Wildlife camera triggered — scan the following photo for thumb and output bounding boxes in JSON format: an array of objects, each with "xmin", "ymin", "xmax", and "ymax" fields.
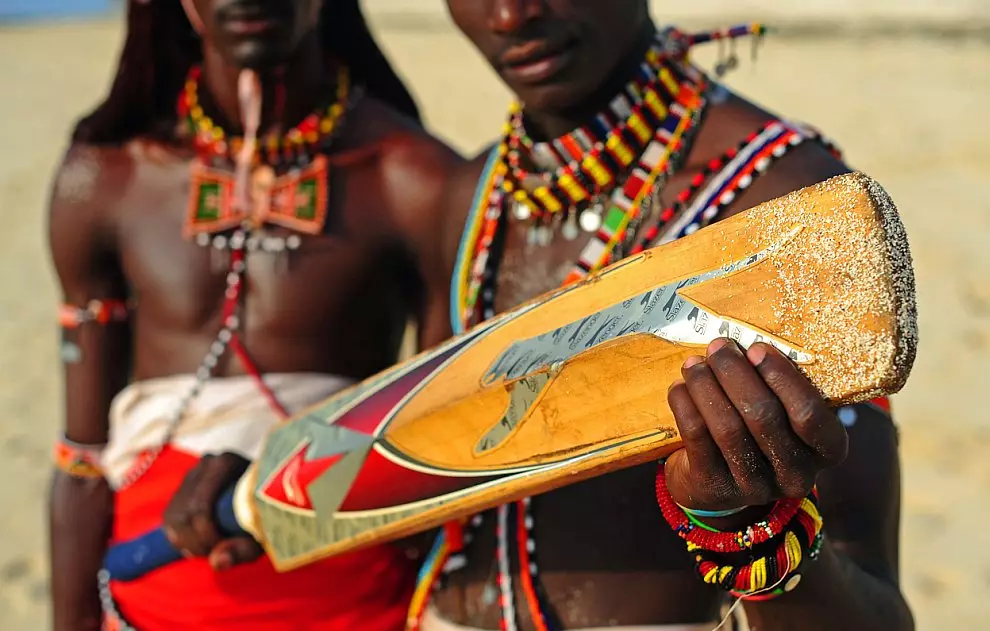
[
  {"xmin": 661, "ymin": 448, "xmax": 695, "ymax": 507},
  {"xmin": 209, "ymin": 537, "xmax": 263, "ymax": 571}
]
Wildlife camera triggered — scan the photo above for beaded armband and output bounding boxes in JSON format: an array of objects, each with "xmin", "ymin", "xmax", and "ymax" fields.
[
  {"xmin": 656, "ymin": 465, "xmax": 824, "ymax": 600},
  {"xmin": 58, "ymin": 299, "xmax": 130, "ymax": 364},
  {"xmin": 59, "ymin": 299, "xmax": 130, "ymax": 329},
  {"xmin": 54, "ymin": 437, "xmax": 106, "ymax": 479}
]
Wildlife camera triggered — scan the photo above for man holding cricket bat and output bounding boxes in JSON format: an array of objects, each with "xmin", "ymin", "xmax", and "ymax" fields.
[{"xmin": 163, "ymin": 2, "xmax": 914, "ymax": 630}]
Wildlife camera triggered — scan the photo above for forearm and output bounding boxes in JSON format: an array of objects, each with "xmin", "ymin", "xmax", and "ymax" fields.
[
  {"xmin": 49, "ymin": 471, "xmax": 114, "ymax": 631},
  {"xmin": 740, "ymin": 539, "xmax": 913, "ymax": 631}
]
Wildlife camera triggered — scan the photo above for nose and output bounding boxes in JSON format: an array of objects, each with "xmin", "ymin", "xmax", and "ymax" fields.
[{"xmin": 489, "ymin": 0, "xmax": 545, "ymax": 34}]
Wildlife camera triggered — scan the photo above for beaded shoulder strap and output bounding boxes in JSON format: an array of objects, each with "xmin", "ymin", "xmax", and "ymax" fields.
[
  {"xmin": 450, "ymin": 148, "xmax": 503, "ymax": 334},
  {"xmin": 659, "ymin": 119, "xmax": 841, "ymax": 244}
]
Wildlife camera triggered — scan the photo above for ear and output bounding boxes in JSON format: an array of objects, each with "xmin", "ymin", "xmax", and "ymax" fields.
[{"xmin": 181, "ymin": 0, "xmax": 206, "ymax": 34}]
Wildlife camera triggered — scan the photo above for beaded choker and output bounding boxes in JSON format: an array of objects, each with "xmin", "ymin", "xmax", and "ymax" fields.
[
  {"xmin": 178, "ymin": 64, "xmax": 350, "ymax": 164},
  {"xmin": 502, "ymin": 35, "xmax": 687, "ymax": 234}
]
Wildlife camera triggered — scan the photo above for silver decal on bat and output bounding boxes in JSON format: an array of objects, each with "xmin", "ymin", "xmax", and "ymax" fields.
[
  {"xmin": 483, "ymin": 230, "xmax": 810, "ymax": 383},
  {"xmin": 475, "ymin": 366, "xmax": 559, "ymax": 455}
]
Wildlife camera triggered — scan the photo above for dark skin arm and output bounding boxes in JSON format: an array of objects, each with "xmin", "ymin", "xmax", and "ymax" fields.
[
  {"xmin": 664, "ymin": 131, "xmax": 912, "ymax": 630},
  {"xmin": 47, "ymin": 147, "xmax": 132, "ymax": 631}
]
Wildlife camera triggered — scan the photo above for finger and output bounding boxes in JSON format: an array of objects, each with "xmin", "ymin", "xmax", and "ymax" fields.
[
  {"xmin": 748, "ymin": 343, "xmax": 849, "ymax": 466},
  {"xmin": 681, "ymin": 354, "xmax": 776, "ymax": 503},
  {"xmin": 189, "ymin": 510, "xmax": 221, "ymax": 555},
  {"xmin": 163, "ymin": 455, "xmax": 227, "ymax": 557},
  {"xmin": 163, "ymin": 468, "xmax": 206, "ymax": 555},
  {"xmin": 209, "ymin": 537, "xmax": 264, "ymax": 571},
  {"xmin": 705, "ymin": 338, "xmax": 816, "ymax": 498},
  {"xmin": 181, "ymin": 458, "xmax": 228, "ymax": 556},
  {"xmin": 665, "ymin": 379, "xmax": 735, "ymax": 507}
]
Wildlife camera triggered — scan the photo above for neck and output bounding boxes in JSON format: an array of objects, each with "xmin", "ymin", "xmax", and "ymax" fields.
[
  {"xmin": 199, "ymin": 32, "xmax": 329, "ymax": 135},
  {"xmin": 523, "ymin": 21, "xmax": 658, "ymax": 141}
]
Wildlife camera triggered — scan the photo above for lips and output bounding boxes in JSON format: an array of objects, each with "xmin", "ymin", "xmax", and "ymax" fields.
[
  {"xmin": 499, "ymin": 38, "xmax": 577, "ymax": 85},
  {"xmin": 218, "ymin": 3, "xmax": 289, "ymax": 36}
]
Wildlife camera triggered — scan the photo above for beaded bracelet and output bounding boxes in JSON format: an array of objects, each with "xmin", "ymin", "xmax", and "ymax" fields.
[
  {"xmin": 656, "ymin": 466, "xmax": 804, "ymax": 553},
  {"xmin": 694, "ymin": 498, "xmax": 823, "ymax": 596},
  {"xmin": 59, "ymin": 299, "xmax": 130, "ymax": 329},
  {"xmin": 54, "ymin": 437, "xmax": 105, "ymax": 479},
  {"xmin": 728, "ymin": 531, "xmax": 826, "ymax": 601}
]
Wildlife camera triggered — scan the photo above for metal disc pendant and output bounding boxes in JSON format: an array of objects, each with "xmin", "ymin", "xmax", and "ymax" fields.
[
  {"xmin": 537, "ymin": 225, "xmax": 553, "ymax": 246},
  {"xmin": 579, "ymin": 207, "xmax": 603, "ymax": 233},
  {"xmin": 526, "ymin": 226, "xmax": 538, "ymax": 247},
  {"xmin": 561, "ymin": 213, "xmax": 580, "ymax": 240}
]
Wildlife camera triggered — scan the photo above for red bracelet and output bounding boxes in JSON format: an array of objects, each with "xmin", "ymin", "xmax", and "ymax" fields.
[{"xmin": 656, "ymin": 464, "xmax": 803, "ymax": 553}]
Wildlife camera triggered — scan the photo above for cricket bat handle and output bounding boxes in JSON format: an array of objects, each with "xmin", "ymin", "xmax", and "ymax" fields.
[{"xmin": 102, "ymin": 479, "xmax": 250, "ymax": 581}]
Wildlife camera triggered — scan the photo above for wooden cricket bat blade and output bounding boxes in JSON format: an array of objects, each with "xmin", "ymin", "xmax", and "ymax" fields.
[{"xmin": 234, "ymin": 171, "xmax": 917, "ymax": 571}]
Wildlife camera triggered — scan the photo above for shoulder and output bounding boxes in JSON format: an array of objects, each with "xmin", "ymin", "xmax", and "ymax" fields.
[
  {"xmin": 339, "ymin": 97, "xmax": 464, "ymax": 229},
  {"xmin": 48, "ymin": 143, "xmax": 133, "ymax": 257},
  {"xmin": 697, "ymin": 91, "xmax": 851, "ymax": 216},
  {"xmin": 50, "ymin": 140, "xmax": 181, "ymax": 221},
  {"xmin": 49, "ymin": 140, "xmax": 182, "ymax": 262}
]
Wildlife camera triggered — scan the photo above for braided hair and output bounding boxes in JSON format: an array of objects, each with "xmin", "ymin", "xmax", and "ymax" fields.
[{"xmin": 72, "ymin": 0, "xmax": 420, "ymax": 144}]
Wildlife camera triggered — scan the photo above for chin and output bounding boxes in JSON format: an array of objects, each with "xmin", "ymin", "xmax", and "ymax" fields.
[
  {"xmin": 226, "ymin": 40, "xmax": 294, "ymax": 70},
  {"xmin": 513, "ymin": 82, "xmax": 594, "ymax": 115}
]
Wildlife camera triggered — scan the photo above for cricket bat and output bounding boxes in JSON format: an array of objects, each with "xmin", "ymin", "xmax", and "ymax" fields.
[{"xmin": 104, "ymin": 172, "xmax": 917, "ymax": 579}]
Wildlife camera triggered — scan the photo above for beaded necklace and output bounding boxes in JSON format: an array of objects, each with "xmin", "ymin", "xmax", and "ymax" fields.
[
  {"xmin": 451, "ymin": 30, "xmax": 709, "ymax": 331},
  {"xmin": 180, "ymin": 63, "xmax": 352, "ymax": 257},
  {"xmin": 420, "ymin": 24, "xmax": 773, "ymax": 631},
  {"xmin": 117, "ymin": 66, "xmax": 355, "ymax": 490},
  {"xmin": 178, "ymin": 64, "xmax": 350, "ymax": 164}
]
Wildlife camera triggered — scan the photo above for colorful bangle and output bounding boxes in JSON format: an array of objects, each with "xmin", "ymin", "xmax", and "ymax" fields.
[
  {"xmin": 54, "ymin": 437, "xmax": 105, "ymax": 479},
  {"xmin": 678, "ymin": 504, "xmax": 748, "ymax": 519},
  {"xmin": 656, "ymin": 466, "xmax": 803, "ymax": 553}
]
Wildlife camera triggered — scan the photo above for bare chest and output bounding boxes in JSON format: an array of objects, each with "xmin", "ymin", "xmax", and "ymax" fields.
[{"xmin": 107, "ymin": 153, "xmax": 411, "ymax": 341}]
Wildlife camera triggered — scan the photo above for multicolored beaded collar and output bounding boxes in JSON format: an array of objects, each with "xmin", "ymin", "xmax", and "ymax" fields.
[{"xmin": 450, "ymin": 28, "xmax": 718, "ymax": 332}]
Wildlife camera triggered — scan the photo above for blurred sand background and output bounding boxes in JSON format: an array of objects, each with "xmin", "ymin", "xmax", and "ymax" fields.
[{"xmin": 1, "ymin": 2, "xmax": 988, "ymax": 629}]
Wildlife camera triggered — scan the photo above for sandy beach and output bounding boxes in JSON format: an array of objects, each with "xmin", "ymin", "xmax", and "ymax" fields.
[{"xmin": 0, "ymin": 6, "xmax": 987, "ymax": 630}]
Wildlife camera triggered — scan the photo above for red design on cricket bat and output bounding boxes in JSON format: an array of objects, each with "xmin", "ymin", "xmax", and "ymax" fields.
[{"xmin": 260, "ymin": 441, "xmax": 344, "ymax": 511}]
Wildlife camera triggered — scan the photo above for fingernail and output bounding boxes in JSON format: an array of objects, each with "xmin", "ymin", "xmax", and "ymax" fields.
[
  {"xmin": 668, "ymin": 379, "xmax": 685, "ymax": 393},
  {"xmin": 683, "ymin": 356, "xmax": 704, "ymax": 370},
  {"xmin": 707, "ymin": 338, "xmax": 728, "ymax": 355},
  {"xmin": 747, "ymin": 344, "xmax": 767, "ymax": 366}
]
